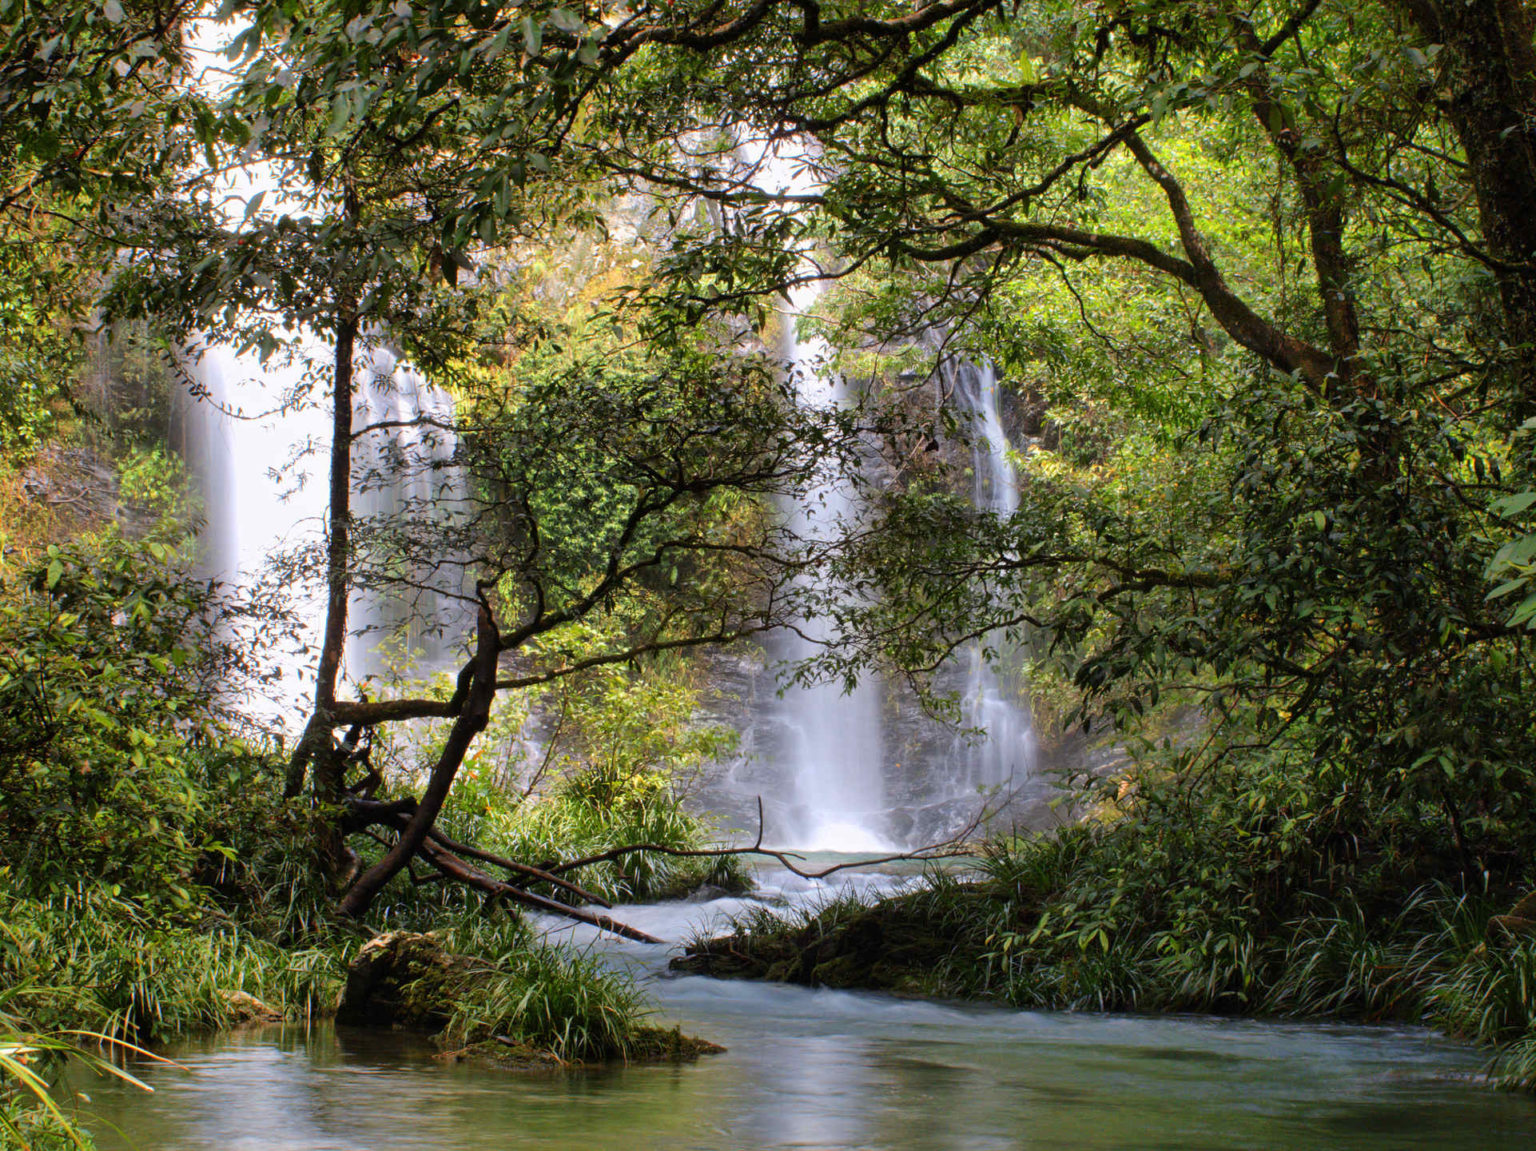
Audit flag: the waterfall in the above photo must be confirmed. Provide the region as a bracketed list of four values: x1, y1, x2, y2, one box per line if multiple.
[170, 21, 472, 721]
[179, 336, 470, 722]
[686, 143, 1040, 851]
[168, 65, 1032, 833]
[942, 360, 1035, 812]
[770, 280, 890, 852]
[348, 347, 471, 685]
[709, 349, 1041, 851]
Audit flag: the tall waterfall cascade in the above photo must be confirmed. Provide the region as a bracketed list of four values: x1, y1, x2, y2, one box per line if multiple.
[169, 75, 1034, 840]
[942, 360, 1036, 808]
[180, 340, 471, 721]
[171, 21, 473, 723]
[690, 144, 1041, 851]
[770, 277, 890, 852]
[703, 344, 1042, 851]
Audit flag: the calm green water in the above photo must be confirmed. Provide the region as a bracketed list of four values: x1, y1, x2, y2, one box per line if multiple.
[78, 869, 1536, 1150]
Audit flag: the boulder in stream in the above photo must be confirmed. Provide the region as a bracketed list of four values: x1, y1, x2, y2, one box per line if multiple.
[335, 931, 479, 1030]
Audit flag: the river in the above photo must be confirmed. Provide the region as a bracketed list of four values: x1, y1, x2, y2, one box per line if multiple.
[81, 866, 1536, 1150]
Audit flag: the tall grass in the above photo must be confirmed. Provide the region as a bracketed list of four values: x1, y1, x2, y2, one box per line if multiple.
[700, 817, 1536, 1090]
[439, 943, 648, 1062]
[0, 884, 345, 1045]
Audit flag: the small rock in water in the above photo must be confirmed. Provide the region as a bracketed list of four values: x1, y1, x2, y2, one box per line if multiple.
[221, 989, 284, 1025]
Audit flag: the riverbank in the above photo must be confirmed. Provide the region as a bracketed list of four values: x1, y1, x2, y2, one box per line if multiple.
[674, 829, 1536, 1092]
[0, 881, 725, 1151]
[70, 870, 1536, 1151]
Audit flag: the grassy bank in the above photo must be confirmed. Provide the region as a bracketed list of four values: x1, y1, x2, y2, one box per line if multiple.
[0, 879, 682, 1150]
[678, 759, 1536, 1091]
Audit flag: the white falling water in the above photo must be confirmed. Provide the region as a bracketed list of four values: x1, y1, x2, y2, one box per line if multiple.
[178, 21, 470, 721]
[944, 360, 1035, 806]
[183, 339, 470, 724]
[348, 348, 471, 684]
[773, 281, 890, 852]
[697, 142, 1039, 851]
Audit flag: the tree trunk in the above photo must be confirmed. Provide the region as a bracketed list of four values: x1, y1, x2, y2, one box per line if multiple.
[1398, 0, 1536, 408]
[336, 603, 501, 919]
[284, 313, 359, 800]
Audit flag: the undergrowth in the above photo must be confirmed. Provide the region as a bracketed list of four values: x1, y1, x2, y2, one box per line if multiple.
[432, 917, 648, 1062]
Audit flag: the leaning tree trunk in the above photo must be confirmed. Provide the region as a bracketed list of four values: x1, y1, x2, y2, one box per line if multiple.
[337, 603, 501, 919]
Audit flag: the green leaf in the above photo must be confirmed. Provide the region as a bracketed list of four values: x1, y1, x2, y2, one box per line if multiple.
[328, 94, 352, 137]
[1493, 491, 1536, 518]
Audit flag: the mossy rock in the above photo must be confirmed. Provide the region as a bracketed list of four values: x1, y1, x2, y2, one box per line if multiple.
[221, 989, 284, 1025]
[436, 1037, 573, 1071]
[627, 1024, 727, 1062]
[339, 931, 726, 1069]
[808, 953, 868, 989]
[335, 930, 482, 1030]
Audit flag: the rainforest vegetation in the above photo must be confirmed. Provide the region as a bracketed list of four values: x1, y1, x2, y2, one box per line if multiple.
[5, 0, 1536, 1144]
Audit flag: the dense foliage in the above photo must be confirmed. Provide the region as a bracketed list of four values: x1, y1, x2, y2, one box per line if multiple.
[8, 0, 1536, 1139]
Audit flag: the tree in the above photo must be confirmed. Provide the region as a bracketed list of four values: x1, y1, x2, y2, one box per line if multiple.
[523, 0, 1536, 870]
[0, 0, 209, 445]
[93, 0, 1536, 917]
[97, 5, 882, 922]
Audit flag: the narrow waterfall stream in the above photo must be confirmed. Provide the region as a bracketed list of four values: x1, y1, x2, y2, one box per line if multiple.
[768, 277, 890, 852]
[939, 361, 1037, 816]
[82, 867, 1536, 1150]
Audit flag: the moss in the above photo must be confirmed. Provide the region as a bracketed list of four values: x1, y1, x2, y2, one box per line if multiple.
[626, 1024, 728, 1062]
[335, 931, 476, 1031]
[436, 1037, 573, 1071]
